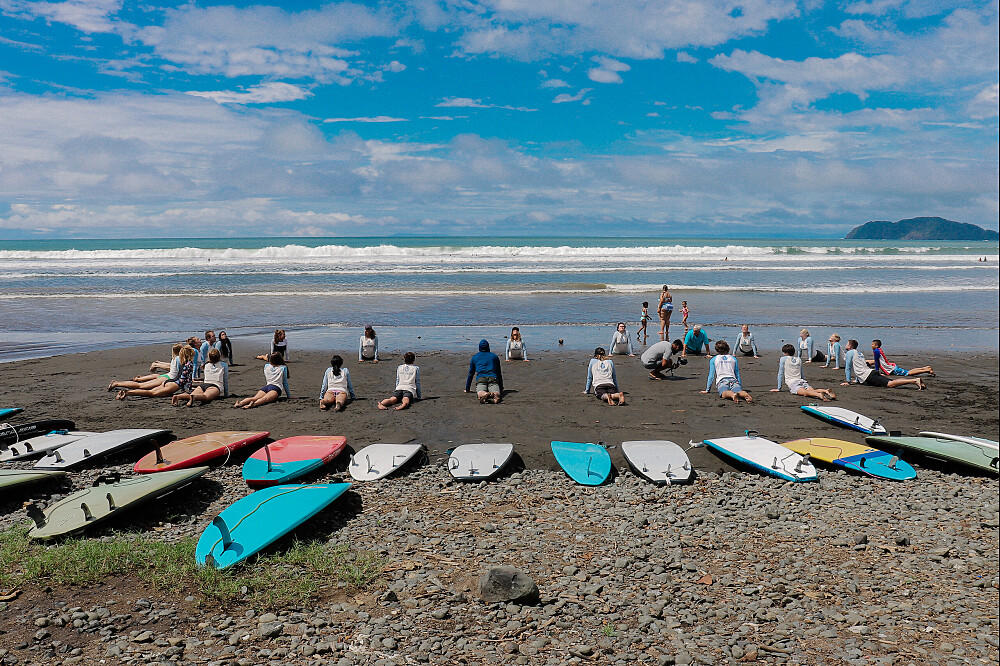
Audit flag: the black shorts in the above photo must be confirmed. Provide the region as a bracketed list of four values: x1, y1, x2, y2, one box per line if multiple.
[393, 390, 414, 401]
[595, 384, 617, 398]
[739, 350, 754, 357]
[863, 372, 890, 387]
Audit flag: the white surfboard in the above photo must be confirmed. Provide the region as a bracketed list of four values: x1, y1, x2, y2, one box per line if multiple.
[1, 431, 97, 462]
[448, 443, 514, 481]
[703, 431, 818, 482]
[800, 405, 888, 435]
[33, 429, 169, 470]
[349, 443, 423, 481]
[919, 432, 998, 451]
[621, 440, 693, 484]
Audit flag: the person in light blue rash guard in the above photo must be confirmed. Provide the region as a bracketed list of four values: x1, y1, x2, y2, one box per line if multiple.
[700, 340, 753, 403]
[770, 344, 836, 401]
[465, 339, 504, 403]
[797, 329, 826, 363]
[506, 327, 528, 360]
[319, 354, 355, 411]
[683, 325, 711, 357]
[234, 352, 292, 409]
[584, 347, 625, 405]
[198, 330, 216, 378]
[359, 325, 379, 362]
[735, 324, 759, 357]
[823, 334, 843, 369]
[609, 322, 635, 356]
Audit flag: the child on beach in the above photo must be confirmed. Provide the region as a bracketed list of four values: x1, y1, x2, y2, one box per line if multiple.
[681, 301, 689, 331]
[256, 329, 289, 362]
[379, 352, 421, 410]
[117, 346, 194, 400]
[584, 347, 625, 406]
[359, 325, 379, 363]
[609, 322, 635, 356]
[701, 340, 753, 403]
[319, 355, 355, 411]
[173, 348, 229, 407]
[770, 344, 836, 401]
[637, 302, 651, 341]
[870, 340, 935, 377]
[842, 340, 925, 390]
[823, 334, 843, 369]
[506, 327, 528, 361]
[234, 352, 291, 409]
[109, 344, 183, 391]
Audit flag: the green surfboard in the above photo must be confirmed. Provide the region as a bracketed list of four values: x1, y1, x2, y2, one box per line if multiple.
[0, 469, 67, 492]
[866, 435, 999, 475]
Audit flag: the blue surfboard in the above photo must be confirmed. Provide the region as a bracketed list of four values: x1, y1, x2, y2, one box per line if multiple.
[0, 408, 24, 419]
[800, 405, 888, 435]
[551, 441, 612, 486]
[196, 483, 351, 569]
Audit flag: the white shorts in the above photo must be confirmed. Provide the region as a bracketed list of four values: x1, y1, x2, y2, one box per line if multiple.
[788, 379, 811, 394]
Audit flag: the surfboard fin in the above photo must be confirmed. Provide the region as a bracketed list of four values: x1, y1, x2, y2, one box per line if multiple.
[771, 456, 779, 469]
[683, 461, 691, 471]
[106, 493, 117, 510]
[888, 455, 899, 469]
[81, 502, 94, 521]
[746, 430, 759, 438]
[665, 463, 672, 477]
[859, 457, 867, 468]
[264, 444, 272, 473]
[53, 450, 64, 463]
[24, 442, 33, 452]
[154, 446, 164, 464]
[794, 454, 811, 474]
[83, 448, 91, 458]
[212, 516, 234, 550]
[26, 503, 46, 528]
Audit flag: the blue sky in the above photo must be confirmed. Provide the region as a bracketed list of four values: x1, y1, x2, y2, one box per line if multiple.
[0, 0, 996, 238]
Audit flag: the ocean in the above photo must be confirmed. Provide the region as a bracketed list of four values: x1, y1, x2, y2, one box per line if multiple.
[1, 237, 997, 362]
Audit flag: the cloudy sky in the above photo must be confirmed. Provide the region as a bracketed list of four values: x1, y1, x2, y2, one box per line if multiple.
[0, 0, 997, 238]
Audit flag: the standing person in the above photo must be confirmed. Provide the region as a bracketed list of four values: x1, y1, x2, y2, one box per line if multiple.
[871, 340, 935, 377]
[379, 352, 421, 410]
[465, 340, 504, 404]
[657, 285, 673, 340]
[584, 347, 625, 406]
[117, 346, 194, 400]
[319, 355, 355, 412]
[735, 324, 759, 357]
[174, 348, 230, 407]
[257, 329, 289, 362]
[770, 344, 836, 401]
[683, 324, 711, 357]
[609, 322, 635, 356]
[701, 341, 753, 403]
[681, 301, 690, 332]
[506, 327, 528, 361]
[637, 302, 651, 341]
[234, 352, 291, 409]
[640, 339, 684, 380]
[823, 334, 842, 370]
[842, 340, 925, 389]
[359, 325, 379, 363]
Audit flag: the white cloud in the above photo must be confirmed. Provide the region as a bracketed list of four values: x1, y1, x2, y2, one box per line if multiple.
[435, 97, 536, 111]
[553, 88, 592, 104]
[540, 78, 570, 88]
[676, 51, 698, 64]
[587, 56, 630, 84]
[324, 116, 409, 123]
[6, 0, 125, 34]
[383, 60, 406, 73]
[187, 82, 312, 105]
[967, 83, 999, 119]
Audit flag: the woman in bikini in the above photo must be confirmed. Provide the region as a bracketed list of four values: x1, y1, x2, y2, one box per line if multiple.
[657, 285, 673, 341]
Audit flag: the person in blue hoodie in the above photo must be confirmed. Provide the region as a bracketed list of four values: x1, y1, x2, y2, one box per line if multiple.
[465, 339, 504, 404]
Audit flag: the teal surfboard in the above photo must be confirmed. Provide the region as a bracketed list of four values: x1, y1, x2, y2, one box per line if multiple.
[0, 408, 24, 419]
[551, 441, 612, 486]
[195, 483, 351, 569]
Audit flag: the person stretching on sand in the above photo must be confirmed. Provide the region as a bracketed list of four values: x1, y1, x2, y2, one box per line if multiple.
[869, 340, 935, 377]
[109, 344, 183, 391]
[117, 346, 194, 400]
[234, 352, 291, 409]
[683, 325, 711, 357]
[640, 339, 684, 380]
[610, 322, 635, 356]
[198, 331, 217, 377]
[657, 285, 673, 340]
[256, 329, 289, 362]
[379, 352, 421, 410]
[842, 340, 925, 390]
[735, 324, 759, 358]
[701, 341, 753, 403]
[506, 327, 528, 361]
[823, 334, 843, 369]
[466, 340, 504, 404]
[359, 325, 379, 363]
[771, 344, 836, 401]
[319, 355, 355, 411]
[173, 348, 229, 407]
[584, 347, 626, 406]
[797, 329, 826, 363]
[637, 302, 651, 341]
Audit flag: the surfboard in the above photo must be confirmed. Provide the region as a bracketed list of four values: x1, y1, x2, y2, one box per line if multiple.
[551, 441, 612, 486]
[781, 437, 916, 481]
[918, 432, 999, 451]
[196, 483, 351, 569]
[0, 408, 24, 419]
[800, 405, 888, 435]
[27, 467, 208, 540]
[866, 435, 999, 475]
[134, 431, 270, 473]
[33, 429, 170, 470]
[349, 443, 424, 481]
[1, 431, 97, 462]
[448, 443, 515, 481]
[703, 431, 818, 482]
[242, 436, 346, 487]
[621, 440, 693, 484]
[0, 469, 67, 492]
[0, 419, 77, 447]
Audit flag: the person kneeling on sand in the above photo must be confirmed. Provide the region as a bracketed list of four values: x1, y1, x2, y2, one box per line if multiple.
[117, 346, 194, 401]
[234, 352, 291, 409]
[683, 325, 711, 357]
[319, 355, 355, 412]
[770, 344, 836, 401]
[465, 340, 504, 404]
[701, 340, 753, 403]
[842, 340, 925, 390]
[379, 352, 421, 410]
[584, 347, 626, 406]
[870, 340, 935, 378]
[640, 339, 684, 380]
[174, 348, 229, 407]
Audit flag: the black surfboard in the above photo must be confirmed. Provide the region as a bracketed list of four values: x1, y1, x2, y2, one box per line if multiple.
[0, 420, 77, 447]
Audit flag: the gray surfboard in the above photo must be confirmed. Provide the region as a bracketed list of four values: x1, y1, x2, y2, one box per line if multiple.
[33, 429, 169, 470]
[448, 443, 515, 480]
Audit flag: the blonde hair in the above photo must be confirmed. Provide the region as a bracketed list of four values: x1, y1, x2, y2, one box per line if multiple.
[800, 328, 809, 337]
[171, 343, 183, 356]
[179, 346, 196, 364]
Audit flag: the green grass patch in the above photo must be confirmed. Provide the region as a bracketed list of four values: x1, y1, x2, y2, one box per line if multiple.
[0, 528, 384, 608]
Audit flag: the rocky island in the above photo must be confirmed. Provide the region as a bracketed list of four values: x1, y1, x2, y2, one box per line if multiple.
[845, 217, 999, 241]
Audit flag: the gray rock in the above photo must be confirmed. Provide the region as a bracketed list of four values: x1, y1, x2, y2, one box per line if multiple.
[478, 566, 539, 604]
[258, 622, 284, 639]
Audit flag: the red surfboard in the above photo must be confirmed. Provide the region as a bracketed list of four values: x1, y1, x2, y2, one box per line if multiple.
[242, 436, 347, 487]
[134, 431, 270, 473]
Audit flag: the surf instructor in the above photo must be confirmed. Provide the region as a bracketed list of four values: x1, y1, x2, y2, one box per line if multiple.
[465, 339, 504, 404]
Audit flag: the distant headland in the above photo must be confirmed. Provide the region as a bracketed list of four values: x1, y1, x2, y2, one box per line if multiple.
[845, 217, 999, 241]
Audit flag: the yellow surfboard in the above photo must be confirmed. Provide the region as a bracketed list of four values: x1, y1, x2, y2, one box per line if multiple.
[782, 438, 915, 481]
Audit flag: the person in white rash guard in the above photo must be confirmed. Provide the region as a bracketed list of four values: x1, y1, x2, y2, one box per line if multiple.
[583, 347, 626, 405]
[257, 329, 289, 362]
[174, 348, 230, 407]
[378, 351, 421, 410]
[359, 325, 379, 363]
[823, 334, 843, 369]
[234, 352, 292, 409]
[506, 327, 528, 361]
[770, 344, 836, 401]
[841, 340, 925, 390]
[108, 343, 183, 391]
[700, 340, 754, 403]
[609, 322, 635, 356]
[735, 324, 759, 358]
[319, 355, 356, 412]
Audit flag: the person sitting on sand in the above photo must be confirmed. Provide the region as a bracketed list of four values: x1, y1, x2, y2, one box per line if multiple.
[771, 344, 836, 401]
[234, 352, 291, 409]
[584, 347, 626, 406]
[173, 348, 229, 407]
[701, 340, 753, 403]
[842, 340, 925, 390]
[359, 325, 379, 363]
[379, 352, 421, 410]
[217, 330, 235, 365]
[465, 339, 504, 404]
[640, 339, 684, 380]
[869, 340, 935, 377]
[109, 343, 183, 392]
[609, 322, 635, 356]
[735, 324, 759, 358]
[117, 346, 194, 400]
[683, 325, 711, 357]
[256, 329, 289, 362]
[506, 326, 528, 361]
[823, 334, 843, 370]
[198, 331, 217, 376]
[319, 355, 355, 412]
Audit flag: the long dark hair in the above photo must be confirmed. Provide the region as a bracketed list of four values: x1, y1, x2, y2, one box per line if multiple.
[330, 355, 343, 377]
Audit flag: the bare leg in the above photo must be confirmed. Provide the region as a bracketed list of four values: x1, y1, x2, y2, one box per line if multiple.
[720, 390, 738, 403]
[395, 396, 411, 410]
[335, 393, 349, 411]
[320, 390, 337, 410]
[887, 378, 925, 389]
[172, 392, 190, 406]
[234, 390, 266, 408]
[738, 391, 754, 403]
[798, 387, 833, 402]
[663, 312, 671, 340]
[192, 386, 219, 405]
[378, 396, 398, 410]
[121, 383, 180, 400]
[905, 366, 935, 377]
[659, 314, 666, 340]
[110, 376, 165, 391]
[244, 390, 279, 409]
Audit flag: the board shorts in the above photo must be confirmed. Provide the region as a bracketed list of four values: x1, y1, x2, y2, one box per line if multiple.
[594, 384, 617, 399]
[890, 367, 909, 376]
[262, 384, 283, 396]
[863, 372, 890, 388]
[717, 378, 741, 395]
[393, 390, 414, 401]
[788, 379, 811, 394]
[476, 376, 500, 393]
